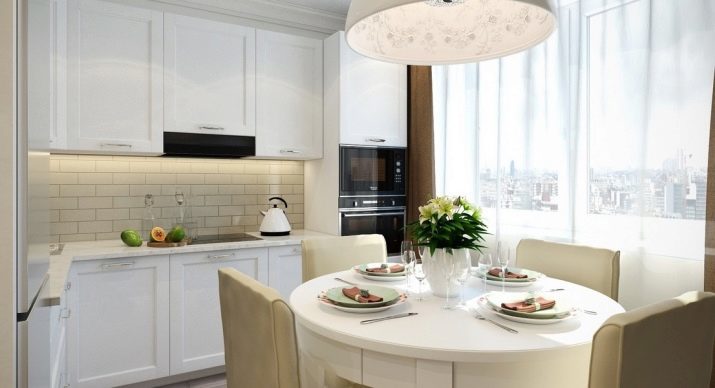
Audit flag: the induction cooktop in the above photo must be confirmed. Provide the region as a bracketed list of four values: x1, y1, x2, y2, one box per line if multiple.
[189, 233, 263, 245]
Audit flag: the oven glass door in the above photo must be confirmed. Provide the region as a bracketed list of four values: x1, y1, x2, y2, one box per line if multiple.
[340, 147, 405, 196]
[340, 210, 405, 255]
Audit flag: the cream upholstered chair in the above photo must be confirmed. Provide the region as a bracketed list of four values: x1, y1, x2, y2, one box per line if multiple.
[301, 234, 387, 282]
[218, 268, 300, 388]
[516, 239, 620, 300]
[589, 291, 715, 388]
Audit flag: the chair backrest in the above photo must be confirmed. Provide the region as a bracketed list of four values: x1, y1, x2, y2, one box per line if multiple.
[301, 234, 387, 282]
[516, 239, 620, 300]
[589, 291, 715, 388]
[218, 268, 300, 388]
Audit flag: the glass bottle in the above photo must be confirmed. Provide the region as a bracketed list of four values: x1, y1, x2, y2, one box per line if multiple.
[142, 194, 156, 241]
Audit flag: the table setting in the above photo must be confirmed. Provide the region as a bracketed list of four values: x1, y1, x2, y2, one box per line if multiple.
[290, 196, 625, 387]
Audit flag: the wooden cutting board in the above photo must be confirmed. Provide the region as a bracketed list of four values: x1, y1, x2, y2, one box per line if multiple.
[147, 239, 189, 248]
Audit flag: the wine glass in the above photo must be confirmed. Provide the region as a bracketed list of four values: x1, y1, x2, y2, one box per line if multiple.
[496, 244, 511, 292]
[400, 241, 415, 294]
[454, 250, 471, 308]
[412, 259, 427, 301]
[477, 253, 493, 293]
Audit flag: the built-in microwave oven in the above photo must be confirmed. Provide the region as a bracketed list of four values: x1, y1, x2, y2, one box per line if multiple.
[339, 146, 406, 196]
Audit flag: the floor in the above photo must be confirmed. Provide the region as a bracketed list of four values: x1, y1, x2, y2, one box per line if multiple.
[160, 374, 227, 388]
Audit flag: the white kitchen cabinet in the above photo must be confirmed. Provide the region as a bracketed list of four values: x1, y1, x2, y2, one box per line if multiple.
[255, 30, 323, 160]
[164, 14, 256, 137]
[325, 31, 407, 147]
[50, 287, 68, 388]
[268, 245, 302, 299]
[66, 256, 170, 388]
[28, 0, 67, 150]
[66, 0, 163, 154]
[169, 248, 269, 374]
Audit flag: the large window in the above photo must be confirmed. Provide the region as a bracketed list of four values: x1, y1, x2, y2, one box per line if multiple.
[433, 0, 715, 264]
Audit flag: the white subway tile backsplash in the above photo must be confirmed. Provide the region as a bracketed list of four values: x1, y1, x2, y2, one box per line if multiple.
[78, 197, 113, 209]
[205, 174, 232, 185]
[59, 209, 95, 222]
[49, 155, 304, 241]
[96, 208, 129, 220]
[114, 173, 146, 185]
[51, 173, 78, 185]
[96, 160, 130, 172]
[78, 220, 113, 233]
[60, 185, 95, 197]
[50, 197, 78, 210]
[146, 174, 178, 185]
[78, 173, 114, 185]
[96, 184, 130, 197]
[59, 159, 95, 172]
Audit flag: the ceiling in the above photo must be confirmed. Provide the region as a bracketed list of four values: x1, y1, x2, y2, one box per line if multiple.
[273, 0, 351, 16]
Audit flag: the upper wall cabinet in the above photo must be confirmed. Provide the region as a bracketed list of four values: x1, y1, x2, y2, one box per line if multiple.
[255, 30, 323, 160]
[325, 32, 407, 148]
[164, 14, 256, 137]
[66, 0, 163, 154]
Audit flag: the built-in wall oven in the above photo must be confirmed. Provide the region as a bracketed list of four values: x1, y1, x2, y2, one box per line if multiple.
[339, 146, 406, 256]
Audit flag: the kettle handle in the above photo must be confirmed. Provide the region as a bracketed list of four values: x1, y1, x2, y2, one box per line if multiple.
[268, 196, 288, 209]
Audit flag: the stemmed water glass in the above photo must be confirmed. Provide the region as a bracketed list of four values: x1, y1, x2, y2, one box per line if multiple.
[496, 243, 511, 292]
[400, 241, 415, 294]
[412, 259, 427, 301]
[454, 250, 471, 309]
[477, 253, 493, 293]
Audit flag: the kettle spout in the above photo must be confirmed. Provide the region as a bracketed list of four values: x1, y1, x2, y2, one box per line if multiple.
[260, 210, 267, 216]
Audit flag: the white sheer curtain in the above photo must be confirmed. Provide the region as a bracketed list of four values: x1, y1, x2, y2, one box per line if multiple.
[432, 0, 715, 309]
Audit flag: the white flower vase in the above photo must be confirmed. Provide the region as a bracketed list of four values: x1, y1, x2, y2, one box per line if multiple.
[422, 248, 467, 298]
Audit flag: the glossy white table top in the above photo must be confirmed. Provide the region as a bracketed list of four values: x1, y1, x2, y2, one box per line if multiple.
[289, 270, 625, 363]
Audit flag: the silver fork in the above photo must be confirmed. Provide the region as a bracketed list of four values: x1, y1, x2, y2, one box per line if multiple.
[474, 313, 519, 334]
[334, 277, 357, 286]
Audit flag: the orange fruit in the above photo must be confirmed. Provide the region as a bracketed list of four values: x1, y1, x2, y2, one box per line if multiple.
[150, 226, 166, 242]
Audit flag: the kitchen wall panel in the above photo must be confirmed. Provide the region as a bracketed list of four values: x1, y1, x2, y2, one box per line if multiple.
[48, 155, 304, 242]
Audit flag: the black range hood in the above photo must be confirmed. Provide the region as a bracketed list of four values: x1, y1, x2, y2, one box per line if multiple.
[163, 131, 255, 158]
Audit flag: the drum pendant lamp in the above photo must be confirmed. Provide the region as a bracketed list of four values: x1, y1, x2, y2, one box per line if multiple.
[345, 0, 556, 65]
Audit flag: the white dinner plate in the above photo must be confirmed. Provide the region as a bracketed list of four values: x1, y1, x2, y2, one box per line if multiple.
[359, 273, 406, 282]
[354, 264, 407, 282]
[472, 267, 543, 288]
[318, 294, 408, 314]
[476, 295, 577, 325]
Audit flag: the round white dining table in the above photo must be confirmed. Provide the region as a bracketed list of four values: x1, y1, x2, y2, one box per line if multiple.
[289, 269, 624, 388]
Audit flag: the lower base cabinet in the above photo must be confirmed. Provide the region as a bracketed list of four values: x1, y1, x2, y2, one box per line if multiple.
[66, 255, 171, 388]
[65, 244, 301, 387]
[169, 248, 269, 374]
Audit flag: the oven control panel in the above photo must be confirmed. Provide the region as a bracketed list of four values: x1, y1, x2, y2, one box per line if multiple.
[339, 196, 406, 210]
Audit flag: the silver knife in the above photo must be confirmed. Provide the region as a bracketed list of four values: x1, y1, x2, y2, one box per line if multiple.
[360, 312, 418, 324]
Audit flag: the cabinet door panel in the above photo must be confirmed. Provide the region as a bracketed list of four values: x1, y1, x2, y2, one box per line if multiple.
[268, 245, 302, 299]
[165, 14, 255, 136]
[66, 0, 163, 153]
[170, 248, 269, 374]
[339, 35, 407, 147]
[256, 30, 323, 159]
[67, 256, 170, 388]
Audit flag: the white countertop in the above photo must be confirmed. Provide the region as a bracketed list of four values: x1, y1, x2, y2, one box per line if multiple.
[47, 229, 333, 306]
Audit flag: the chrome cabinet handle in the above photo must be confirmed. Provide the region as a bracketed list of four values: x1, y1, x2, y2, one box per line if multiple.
[101, 262, 135, 270]
[280, 149, 301, 154]
[207, 253, 234, 260]
[366, 137, 386, 143]
[342, 212, 405, 217]
[100, 143, 132, 148]
[199, 125, 225, 131]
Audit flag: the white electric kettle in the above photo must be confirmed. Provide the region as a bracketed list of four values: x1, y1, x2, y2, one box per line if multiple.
[259, 197, 291, 236]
